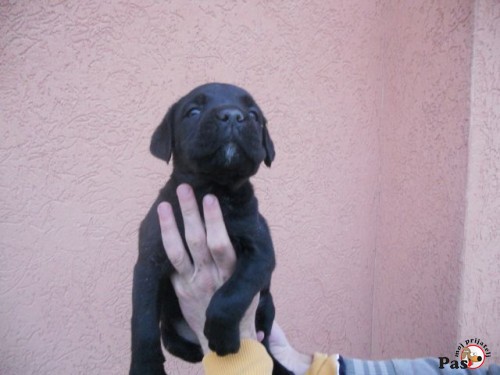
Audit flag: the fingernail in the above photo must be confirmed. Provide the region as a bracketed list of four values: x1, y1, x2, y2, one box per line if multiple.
[177, 184, 192, 199]
[204, 194, 216, 206]
[157, 202, 172, 220]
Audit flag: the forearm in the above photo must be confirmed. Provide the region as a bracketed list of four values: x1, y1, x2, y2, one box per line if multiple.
[202, 340, 500, 375]
[201, 339, 339, 375]
[341, 356, 499, 375]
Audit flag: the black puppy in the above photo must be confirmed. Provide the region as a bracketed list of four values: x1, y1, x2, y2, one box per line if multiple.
[130, 83, 292, 375]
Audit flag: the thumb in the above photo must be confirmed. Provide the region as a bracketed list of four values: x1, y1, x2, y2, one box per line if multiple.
[257, 331, 265, 342]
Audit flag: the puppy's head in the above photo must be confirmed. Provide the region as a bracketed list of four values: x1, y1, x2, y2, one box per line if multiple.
[150, 83, 275, 183]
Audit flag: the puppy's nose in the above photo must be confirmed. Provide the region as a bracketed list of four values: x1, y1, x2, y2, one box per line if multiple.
[216, 108, 244, 124]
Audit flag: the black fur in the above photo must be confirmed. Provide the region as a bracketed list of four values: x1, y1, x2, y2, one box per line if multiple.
[130, 83, 292, 375]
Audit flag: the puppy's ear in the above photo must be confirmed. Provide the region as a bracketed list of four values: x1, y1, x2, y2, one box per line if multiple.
[150, 104, 176, 163]
[262, 117, 275, 167]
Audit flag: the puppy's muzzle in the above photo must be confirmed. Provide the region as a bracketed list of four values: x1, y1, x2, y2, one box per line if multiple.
[213, 106, 253, 140]
[216, 107, 245, 124]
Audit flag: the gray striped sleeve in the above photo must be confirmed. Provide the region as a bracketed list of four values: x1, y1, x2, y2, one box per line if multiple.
[340, 357, 499, 374]
[342, 357, 396, 375]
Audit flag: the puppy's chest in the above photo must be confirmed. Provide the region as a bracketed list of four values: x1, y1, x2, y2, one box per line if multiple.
[220, 201, 258, 233]
[217, 198, 260, 244]
[218, 196, 239, 216]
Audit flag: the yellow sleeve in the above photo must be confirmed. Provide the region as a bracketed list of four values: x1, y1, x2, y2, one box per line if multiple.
[202, 339, 273, 375]
[306, 353, 338, 375]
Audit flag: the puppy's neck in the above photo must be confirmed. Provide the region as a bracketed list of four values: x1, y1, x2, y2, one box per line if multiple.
[170, 170, 253, 197]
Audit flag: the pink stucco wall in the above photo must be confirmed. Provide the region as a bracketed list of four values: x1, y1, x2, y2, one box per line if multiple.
[0, 1, 498, 374]
[459, 0, 500, 361]
[372, 0, 474, 359]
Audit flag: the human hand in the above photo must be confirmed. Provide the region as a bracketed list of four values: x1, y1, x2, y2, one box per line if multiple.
[268, 321, 313, 375]
[157, 183, 259, 354]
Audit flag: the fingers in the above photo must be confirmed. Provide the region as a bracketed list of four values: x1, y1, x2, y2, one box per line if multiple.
[160, 184, 236, 282]
[158, 201, 193, 276]
[176, 184, 211, 267]
[203, 194, 236, 280]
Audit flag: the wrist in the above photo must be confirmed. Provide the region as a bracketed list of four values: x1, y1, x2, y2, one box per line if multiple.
[291, 349, 313, 375]
[271, 342, 313, 375]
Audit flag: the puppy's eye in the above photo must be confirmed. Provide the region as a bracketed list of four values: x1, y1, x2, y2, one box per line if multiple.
[186, 108, 201, 118]
[248, 111, 259, 121]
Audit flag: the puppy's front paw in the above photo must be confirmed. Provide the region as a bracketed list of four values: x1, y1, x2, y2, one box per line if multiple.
[204, 318, 240, 356]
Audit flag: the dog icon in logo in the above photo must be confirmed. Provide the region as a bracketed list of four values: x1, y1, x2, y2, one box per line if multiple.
[461, 345, 485, 369]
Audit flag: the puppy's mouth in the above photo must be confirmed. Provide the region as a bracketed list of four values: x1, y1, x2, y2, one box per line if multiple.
[192, 119, 262, 160]
[210, 138, 254, 170]
[179, 113, 266, 182]
[221, 142, 239, 166]
[186, 134, 264, 181]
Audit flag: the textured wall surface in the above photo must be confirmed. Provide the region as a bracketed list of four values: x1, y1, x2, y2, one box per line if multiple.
[0, 1, 498, 374]
[459, 0, 500, 363]
[372, 0, 474, 359]
[0, 1, 382, 373]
